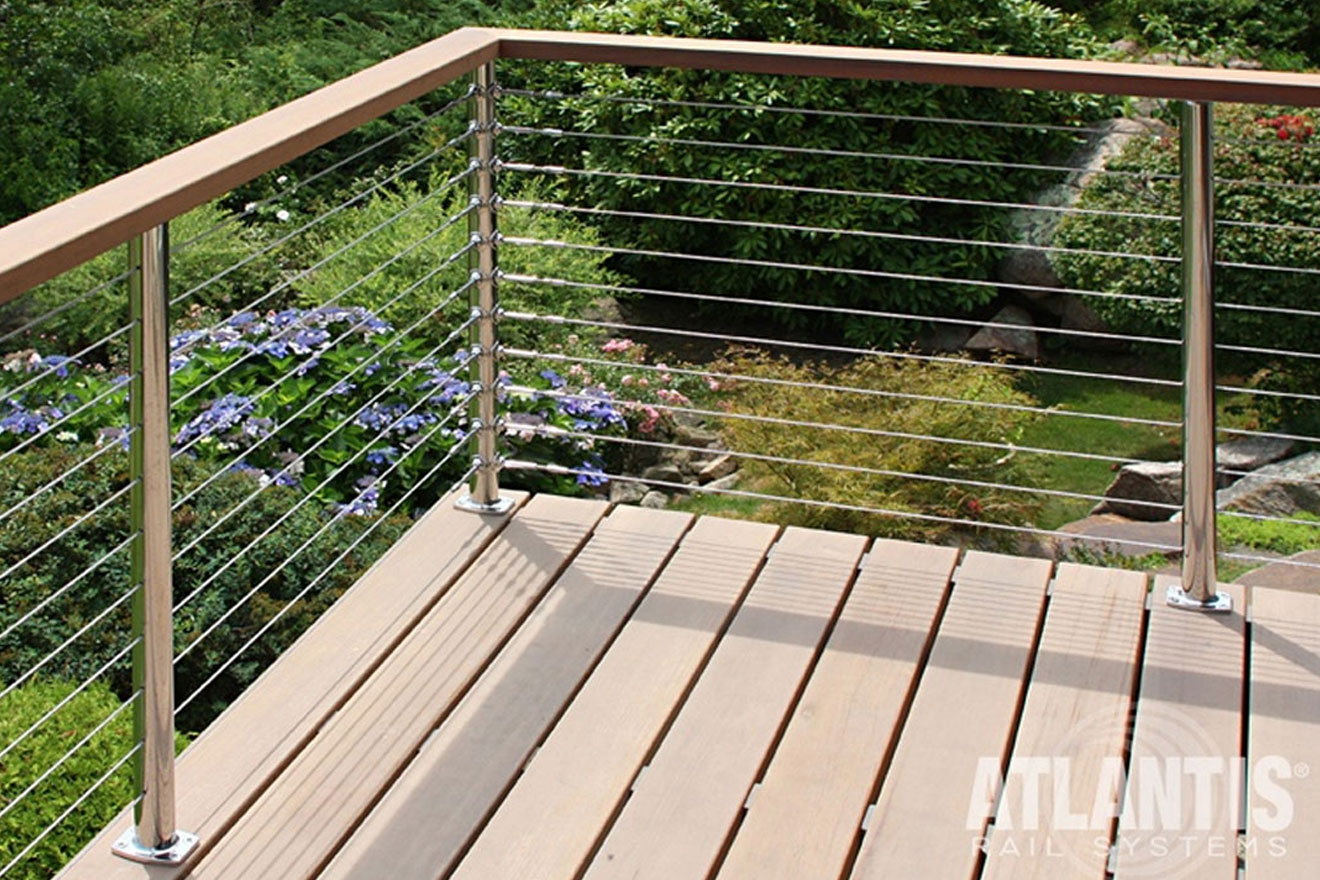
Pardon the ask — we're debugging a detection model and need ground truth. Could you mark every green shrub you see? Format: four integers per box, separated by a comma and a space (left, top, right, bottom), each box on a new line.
1116, 0, 1318, 63
506, 0, 1116, 346
0, 443, 412, 730
1052, 103, 1320, 434
1219, 510, 1320, 555
297, 174, 622, 351
0, 679, 187, 880
707, 349, 1042, 543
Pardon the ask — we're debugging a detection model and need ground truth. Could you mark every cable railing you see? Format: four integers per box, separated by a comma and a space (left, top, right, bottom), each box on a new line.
0, 26, 1317, 880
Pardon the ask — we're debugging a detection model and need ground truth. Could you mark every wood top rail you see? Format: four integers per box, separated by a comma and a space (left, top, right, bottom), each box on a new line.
2, 26, 1319, 302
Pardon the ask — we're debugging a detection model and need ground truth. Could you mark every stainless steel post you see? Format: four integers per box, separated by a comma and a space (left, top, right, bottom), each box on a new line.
1169, 101, 1231, 613
456, 61, 514, 515
112, 226, 200, 864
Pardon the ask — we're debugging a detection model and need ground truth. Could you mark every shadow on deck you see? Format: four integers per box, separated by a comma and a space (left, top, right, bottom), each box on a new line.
60, 492, 1320, 880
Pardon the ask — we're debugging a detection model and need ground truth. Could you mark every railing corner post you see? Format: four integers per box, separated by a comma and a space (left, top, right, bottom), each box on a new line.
456, 60, 515, 516
112, 224, 200, 865
1169, 100, 1231, 614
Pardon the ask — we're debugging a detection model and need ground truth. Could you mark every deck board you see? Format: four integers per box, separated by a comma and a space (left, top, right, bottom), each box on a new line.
56, 488, 524, 880
850, 550, 1054, 880
1244, 587, 1320, 879
979, 563, 1148, 880
449, 516, 779, 880
1111, 577, 1245, 880
579, 526, 868, 880
185, 494, 606, 880
56, 498, 1320, 880
716, 539, 958, 880
319, 505, 693, 879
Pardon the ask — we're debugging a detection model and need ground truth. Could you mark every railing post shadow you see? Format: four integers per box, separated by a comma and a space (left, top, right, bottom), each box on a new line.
111, 225, 200, 864
1169, 100, 1231, 613
457, 60, 516, 515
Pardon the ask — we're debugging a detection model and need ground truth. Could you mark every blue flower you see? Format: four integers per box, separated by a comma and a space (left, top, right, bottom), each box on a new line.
575, 461, 608, 487
41, 355, 74, 378
540, 369, 566, 389
174, 393, 256, 445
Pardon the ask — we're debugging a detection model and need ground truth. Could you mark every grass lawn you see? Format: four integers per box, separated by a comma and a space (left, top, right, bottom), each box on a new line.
1015, 352, 1258, 531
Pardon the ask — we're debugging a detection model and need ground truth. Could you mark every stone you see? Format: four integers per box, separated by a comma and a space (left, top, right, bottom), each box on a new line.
666, 448, 694, 474
1216, 452, 1320, 518
1092, 460, 1183, 521
917, 323, 972, 353
706, 472, 742, 492
1216, 436, 1294, 478
641, 462, 684, 484
1053, 513, 1182, 558
674, 423, 720, 448
1234, 550, 1320, 594
609, 480, 647, 505
965, 305, 1039, 360
698, 454, 736, 483
1059, 296, 1109, 335
580, 295, 624, 325
639, 490, 669, 509
998, 117, 1170, 294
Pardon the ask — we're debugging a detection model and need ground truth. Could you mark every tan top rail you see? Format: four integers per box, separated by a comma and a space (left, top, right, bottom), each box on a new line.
2, 26, 1318, 301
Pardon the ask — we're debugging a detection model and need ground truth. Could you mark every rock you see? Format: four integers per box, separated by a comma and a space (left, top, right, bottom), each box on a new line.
1225, 57, 1265, 71
1234, 550, 1320, 594
666, 448, 694, 474
580, 295, 624, 324
965, 305, 1039, 360
706, 472, 742, 492
639, 490, 669, 509
918, 323, 972, 353
1216, 436, 1294, 478
1092, 460, 1183, 521
673, 410, 706, 429
1059, 297, 1109, 335
1216, 452, 1320, 518
641, 462, 684, 484
1054, 513, 1182, 558
698, 454, 736, 483
998, 117, 1170, 294
609, 480, 647, 505
674, 423, 720, 448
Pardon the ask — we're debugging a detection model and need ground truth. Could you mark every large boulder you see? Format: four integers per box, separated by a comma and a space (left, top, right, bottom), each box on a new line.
1216, 452, 1320, 518
1092, 460, 1182, 520
1216, 436, 1294, 478
965, 305, 1039, 360
998, 117, 1170, 293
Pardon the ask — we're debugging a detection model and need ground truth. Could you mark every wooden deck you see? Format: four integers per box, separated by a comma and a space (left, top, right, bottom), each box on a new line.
61, 492, 1320, 880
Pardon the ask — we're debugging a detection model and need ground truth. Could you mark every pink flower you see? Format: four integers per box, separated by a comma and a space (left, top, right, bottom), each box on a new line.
638, 405, 661, 435
621, 375, 634, 386
706, 377, 721, 391
602, 338, 634, 353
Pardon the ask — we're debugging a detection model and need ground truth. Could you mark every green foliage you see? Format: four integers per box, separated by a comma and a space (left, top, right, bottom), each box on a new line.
297, 175, 621, 351
1051, 103, 1320, 434
1117, 0, 1318, 63
0, 443, 412, 730
708, 349, 1041, 542
1219, 510, 1320, 555
507, 0, 1117, 346
0, 0, 493, 226
0, 679, 187, 880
